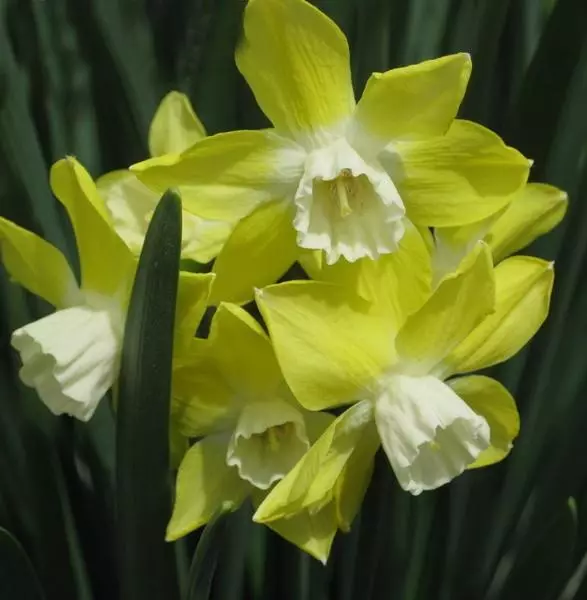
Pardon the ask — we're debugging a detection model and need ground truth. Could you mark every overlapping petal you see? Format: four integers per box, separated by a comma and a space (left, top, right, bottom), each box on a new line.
449, 375, 520, 469
209, 200, 299, 305
236, 0, 354, 143
166, 437, 249, 541
148, 91, 206, 157
132, 130, 305, 221
256, 282, 393, 411
50, 158, 135, 299
396, 243, 494, 375
443, 256, 553, 376
488, 183, 568, 263
0, 217, 79, 309
351, 54, 471, 151
254, 401, 374, 522
298, 222, 432, 324
395, 120, 530, 227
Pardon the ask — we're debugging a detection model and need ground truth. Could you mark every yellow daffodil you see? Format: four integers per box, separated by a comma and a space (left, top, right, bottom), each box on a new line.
98, 91, 234, 264
167, 302, 336, 562
0, 158, 135, 421
253, 240, 553, 553
132, 0, 529, 304
432, 182, 568, 281
0, 157, 213, 422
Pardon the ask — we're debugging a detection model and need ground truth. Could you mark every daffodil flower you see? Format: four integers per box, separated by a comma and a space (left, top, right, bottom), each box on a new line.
0, 158, 135, 421
253, 241, 553, 549
132, 0, 529, 304
98, 91, 234, 264
432, 182, 568, 282
167, 302, 337, 562
0, 157, 213, 422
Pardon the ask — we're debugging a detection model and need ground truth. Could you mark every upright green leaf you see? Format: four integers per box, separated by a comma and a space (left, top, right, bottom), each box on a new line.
116, 190, 182, 600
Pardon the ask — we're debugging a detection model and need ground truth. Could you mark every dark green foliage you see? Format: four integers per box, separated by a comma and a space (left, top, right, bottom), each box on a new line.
1, 1, 587, 599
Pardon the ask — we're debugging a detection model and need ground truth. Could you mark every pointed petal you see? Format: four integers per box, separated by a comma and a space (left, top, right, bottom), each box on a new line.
254, 401, 374, 522
375, 374, 489, 494
351, 54, 471, 152
0, 217, 79, 308
98, 169, 232, 264
207, 302, 284, 398
488, 183, 568, 263
449, 375, 519, 469
264, 504, 338, 564
149, 91, 206, 157
396, 243, 494, 375
50, 158, 135, 298
172, 340, 236, 438
256, 282, 393, 411
132, 130, 305, 221
396, 120, 530, 227
236, 0, 354, 142
443, 256, 553, 376
297, 221, 432, 325
209, 199, 299, 305
166, 437, 249, 540
174, 271, 215, 358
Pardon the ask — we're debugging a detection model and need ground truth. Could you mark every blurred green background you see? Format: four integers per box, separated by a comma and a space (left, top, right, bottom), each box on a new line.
1, 0, 587, 598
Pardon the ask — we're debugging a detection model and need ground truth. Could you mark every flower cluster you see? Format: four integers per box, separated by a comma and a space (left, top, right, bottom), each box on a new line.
0, 0, 567, 562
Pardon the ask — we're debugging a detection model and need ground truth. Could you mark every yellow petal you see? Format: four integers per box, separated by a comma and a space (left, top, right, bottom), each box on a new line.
99, 169, 234, 265
443, 256, 553, 376
334, 422, 380, 532
174, 271, 215, 359
209, 199, 299, 305
297, 222, 431, 325
254, 401, 374, 522
256, 282, 393, 411
0, 217, 79, 308
172, 340, 236, 438
50, 158, 135, 298
236, 0, 354, 141
488, 183, 568, 263
166, 437, 249, 540
149, 91, 206, 157
352, 54, 471, 150
264, 504, 338, 564
207, 302, 284, 397
449, 375, 520, 469
132, 130, 305, 221
396, 242, 494, 375
396, 120, 530, 227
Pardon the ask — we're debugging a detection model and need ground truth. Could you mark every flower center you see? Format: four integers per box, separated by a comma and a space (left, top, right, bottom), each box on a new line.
226, 400, 309, 489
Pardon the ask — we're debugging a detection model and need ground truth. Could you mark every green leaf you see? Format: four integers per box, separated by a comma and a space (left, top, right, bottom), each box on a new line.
186, 510, 230, 600
116, 190, 182, 600
0, 527, 45, 600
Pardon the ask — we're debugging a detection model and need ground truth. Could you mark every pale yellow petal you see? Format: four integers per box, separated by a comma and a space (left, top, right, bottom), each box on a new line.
352, 54, 471, 150
254, 401, 374, 522
443, 256, 553, 376
488, 183, 568, 263
396, 120, 530, 227
0, 217, 79, 308
256, 282, 393, 411
50, 158, 135, 298
166, 437, 249, 540
132, 130, 305, 221
396, 242, 494, 375
236, 0, 354, 142
449, 375, 520, 469
297, 221, 431, 325
149, 91, 206, 157
209, 199, 299, 305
